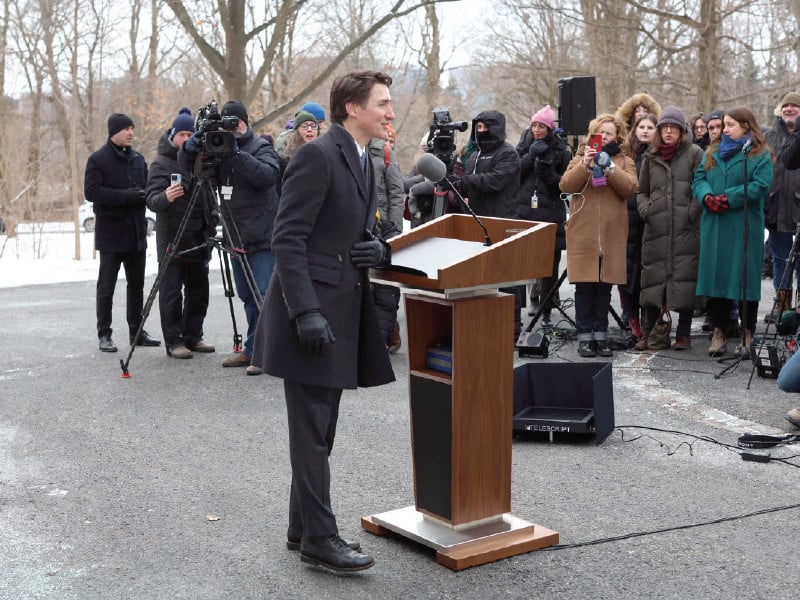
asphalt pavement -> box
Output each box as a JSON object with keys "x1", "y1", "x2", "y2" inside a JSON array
[{"x1": 1, "y1": 275, "x2": 798, "y2": 599}]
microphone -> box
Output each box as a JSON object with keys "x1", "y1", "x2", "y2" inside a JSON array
[
  {"x1": 415, "y1": 153, "x2": 492, "y2": 246},
  {"x1": 742, "y1": 137, "x2": 753, "y2": 153},
  {"x1": 416, "y1": 153, "x2": 447, "y2": 182}
]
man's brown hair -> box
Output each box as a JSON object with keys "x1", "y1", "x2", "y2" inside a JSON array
[{"x1": 330, "y1": 71, "x2": 393, "y2": 124}]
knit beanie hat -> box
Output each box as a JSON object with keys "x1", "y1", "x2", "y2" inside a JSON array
[
  {"x1": 300, "y1": 101, "x2": 326, "y2": 122},
  {"x1": 222, "y1": 100, "x2": 248, "y2": 125},
  {"x1": 169, "y1": 107, "x2": 194, "y2": 139},
  {"x1": 707, "y1": 110, "x2": 724, "y2": 124},
  {"x1": 108, "y1": 112, "x2": 134, "y2": 138},
  {"x1": 531, "y1": 104, "x2": 556, "y2": 130},
  {"x1": 656, "y1": 106, "x2": 688, "y2": 132},
  {"x1": 292, "y1": 111, "x2": 317, "y2": 131},
  {"x1": 780, "y1": 92, "x2": 800, "y2": 108}
]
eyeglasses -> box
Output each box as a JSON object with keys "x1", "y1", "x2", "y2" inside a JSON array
[
  {"x1": 661, "y1": 124, "x2": 681, "y2": 131},
  {"x1": 298, "y1": 122, "x2": 318, "y2": 131}
]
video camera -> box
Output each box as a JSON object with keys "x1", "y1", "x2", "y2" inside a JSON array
[
  {"x1": 426, "y1": 106, "x2": 468, "y2": 176},
  {"x1": 195, "y1": 101, "x2": 239, "y2": 164}
]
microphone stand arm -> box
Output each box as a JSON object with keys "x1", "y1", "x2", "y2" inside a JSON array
[{"x1": 440, "y1": 176, "x2": 493, "y2": 246}]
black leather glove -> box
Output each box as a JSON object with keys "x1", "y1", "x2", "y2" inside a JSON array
[
  {"x1": 530, "y1": 140, "x2": 548, "y2": 156},
  {"x1": 350, "y1": 238, "x2": 388, "y2": 268},
  {"x1": 295, "y1": 310, "x2": 336, "y2": 353}
]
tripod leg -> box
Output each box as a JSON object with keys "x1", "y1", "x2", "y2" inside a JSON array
[{"x1": 218, "y1": 247, "x2": 243, "y2": 353}]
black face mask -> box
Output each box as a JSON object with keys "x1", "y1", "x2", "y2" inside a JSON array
[{"x1": 476, "y1": 130, "x2": 492, "y2": 144}]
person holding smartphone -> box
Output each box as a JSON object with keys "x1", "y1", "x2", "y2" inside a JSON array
[
  {"x1": 560, "y1": 114, "x2": 638, "y2": 357},
  {"x1": 145, "y1": 108, "x2": 218, "y2": 359}
]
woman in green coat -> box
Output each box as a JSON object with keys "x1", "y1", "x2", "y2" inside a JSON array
[{"x1": 691, "y1": 107, "x2": 774, "y2": 357}]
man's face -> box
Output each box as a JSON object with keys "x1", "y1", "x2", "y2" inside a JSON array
[
  {"x1": 707, "y1": 119, "x2": 722, "y2": 142},
  {"x1": 782, "y1": 103, "x2": 799, "y2": 129},
  {"x1": 111, "y1": 126, "x2": 134, "y2": 147},
  {"x1": 235, "y1": 119, "x2": 248, "y2": 137},
  {"x1": 346, "y1": 83, "x2": 394, "y2": 144},
  {"x1": 173, "y1": 130, "x2": 193, "y2": 147}
]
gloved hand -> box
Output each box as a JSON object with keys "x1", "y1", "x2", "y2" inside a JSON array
[
  {"x1": 703, "y1": 194, "x2": 730, "y2": 213},
  {"x1": 350, "y1": 238, "x2": 388, "y2": 268},
  {"x1": 448, "y1": 176, "x2": 463, "y2": 194},
  {"x1": 530, "y1": 140, "x2": 548, "y2": 156},
  {"x1": 184, "y1": 131, "x2": 203, "y2": 153},
  {"x1": 295, "y1": 310, "x2": 336, "y2": 353}
]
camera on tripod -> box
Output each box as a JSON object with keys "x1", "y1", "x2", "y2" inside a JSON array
[
  {"x1": 427, "y1": 106, "x2": 468, "y2": 176},
  {"x1": 195, "y1": 101, "x2": 239, "y2": 163}
]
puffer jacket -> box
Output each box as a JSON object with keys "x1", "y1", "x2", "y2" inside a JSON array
[
  {"x1": 178, "y1": 127, "x2": 281, "y2": 252},
  {"x1": 636, "y1": 141, "x2": 704, "y2": 311},
  {"x1": 515, "y1": 131, "x2": 571, "y2": 250},
  {"x1": 462, "y1": 110, "x2": 520, "y2": 217},
  {"x1": 146, "y1": 132, "x2": 217, "y2": 262}
]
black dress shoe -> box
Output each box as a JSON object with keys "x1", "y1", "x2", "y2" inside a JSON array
[
  {"x1": 577, "y1": 340, "x2": 596, "y2": 357},
  {"x1": 130, "y1": 330, "x2": 161, "y2": 346},
  {"x1": 300, "y1": 535, "x2": 374, "y2": 573},
  {"x1": 287, "y1": 534, "x2": 361, "y2": 552},
  {"x1": 99, "y1": 335, "x2": 117, "y2": 353}
]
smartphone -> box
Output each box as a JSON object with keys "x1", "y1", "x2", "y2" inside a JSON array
[
  {"x1": 588, "y1": 134, "x2": 603, "y2": 152},
  {"x1": 170, "y1": 173, "x2": 182, "y2": 186}
]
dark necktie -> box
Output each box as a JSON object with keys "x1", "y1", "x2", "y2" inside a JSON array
[{"x1": 359, "y1": 151, "x2": 367, "y2": 172}]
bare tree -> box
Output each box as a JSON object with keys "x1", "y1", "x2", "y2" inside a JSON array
[{"x1": 165, "y1": 0, "x2": 459, "y2": 128}]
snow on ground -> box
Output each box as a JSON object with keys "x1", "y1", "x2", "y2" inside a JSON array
[{"x1": 0, "y1": 223, "x2": 168, "y2": 289}]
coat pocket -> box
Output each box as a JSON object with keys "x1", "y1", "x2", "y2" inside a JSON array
[{"x1": 307, "y1": 252, "x2": 342, "y2": 286}]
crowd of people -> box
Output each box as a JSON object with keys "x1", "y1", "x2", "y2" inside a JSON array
[{"x1": 82, "y1": 73, "x2": 800, "y2": 572}]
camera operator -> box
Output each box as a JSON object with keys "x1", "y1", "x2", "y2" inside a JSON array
[
  {"x1": 84, "y1": 112, "x2": 161, "y2": 353},
  {"x1": 178, "y1": 100, "x2": 281, "y2": 375},
  {"x1": 452, "y1": 110, "x2": 522, "y2": 338},
  {"x1": 146, "y1": 108, "x2": 218, "y2": 360}
]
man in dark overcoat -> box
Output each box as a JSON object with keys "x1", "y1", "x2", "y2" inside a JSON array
[
  {"x1": 251, "y1": 71, "x2": 396, "y2": 573},
  {"x1": 84, "y1": 113, "x2": 161, "y2": 352}
]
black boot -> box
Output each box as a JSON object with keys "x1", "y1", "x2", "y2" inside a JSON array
[
  {"x1": 130, "y1": 330, "x2": 161, "y2": 346},
  {"x1": 300, "y1": 535, "x2": 375, "y2": 573}
]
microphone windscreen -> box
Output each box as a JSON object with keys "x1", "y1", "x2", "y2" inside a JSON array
[{"x1": 416, "y1": 153, "x2": 447, "y2": 182}]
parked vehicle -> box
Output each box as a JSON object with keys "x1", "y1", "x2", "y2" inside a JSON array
[{"x1": 79, "y1": 200, "x2": 155, "y2": 236}]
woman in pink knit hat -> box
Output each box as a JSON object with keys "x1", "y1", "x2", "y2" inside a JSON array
[{"x1": 516, "y1": 104, "x2": 571, "y2": 323}]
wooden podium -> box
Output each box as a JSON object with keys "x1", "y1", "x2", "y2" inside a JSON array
[{"x1": 361, "y1": 214, "x2": 560, "y2": 570}]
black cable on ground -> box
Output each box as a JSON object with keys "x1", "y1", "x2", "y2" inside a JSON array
[{"x1": 541, "y1": 425, "x2": 800, "y2": 551}]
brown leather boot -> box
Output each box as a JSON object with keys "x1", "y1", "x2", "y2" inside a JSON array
[
  {"x1": 708, "y1": 327, "x2": 726, "y2": 357},
  {"x1": 634, "y1": 333, "x2": 649, "y2": 351},
  {"x1": 765, "y1": 289, "x2": 791, "y2": 323}
]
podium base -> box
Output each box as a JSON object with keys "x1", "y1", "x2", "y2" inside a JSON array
[{"x1": 361, "y1": 506, "x2": 559, "y2": 571}]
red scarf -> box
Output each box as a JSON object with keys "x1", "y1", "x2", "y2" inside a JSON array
[{"x1": 659, "y1": 141, "x2": 679, "y2": 162}]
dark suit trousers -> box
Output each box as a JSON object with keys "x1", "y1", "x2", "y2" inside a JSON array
[
  {"x1": 284, "y1": 379, "x2": 342, "y2": 539},
  {"x1": 96, "y1": 249, "x2": 146, "y2": 338},
  {"x1": 158, "y1": 259, "x2": 210, "y2": 349}
]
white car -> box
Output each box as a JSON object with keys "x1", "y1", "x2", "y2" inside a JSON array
[{"x1": 79, "y1": 200, "x2": 156, "y2": 236}]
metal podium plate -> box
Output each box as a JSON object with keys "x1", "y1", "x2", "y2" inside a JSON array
[{"x1": 369, "y1": 506, "x2": 535, "y2": 552}]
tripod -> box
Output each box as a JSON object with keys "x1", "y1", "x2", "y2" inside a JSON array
[
  {"x1": 745, "y1": 221, "x2": 800, "y2": 387},
  {"x1": 517, "y1": 267, "x2": 627, "y2": 346},
  {"x1": 121, "y1": 166, "x2": 263, "y2": 378}
]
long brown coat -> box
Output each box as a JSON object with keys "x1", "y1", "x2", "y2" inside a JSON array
[
  {"x1": 636, "y1": 142, "x2": 704, "y2": 311},
  {"x1": 560, "y1": 153, "x2": 638, "y2": 284}
]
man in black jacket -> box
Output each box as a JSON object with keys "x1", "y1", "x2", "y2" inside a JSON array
[
  {"x1": 252, "y1": 71, "x2": 395, "y2": 574},
  {"x1": 179, "y1": 101, "x2": 281, "y2": 374},
  {"x1": 84, "y1": 113, "x2": 161, "y2": 352},
  {"x1": 146, "y1": 108, "x2": 218, "y2": 359},
  {"x1": 764, "y1": 92, "x2": 800, "y2": 322}
]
